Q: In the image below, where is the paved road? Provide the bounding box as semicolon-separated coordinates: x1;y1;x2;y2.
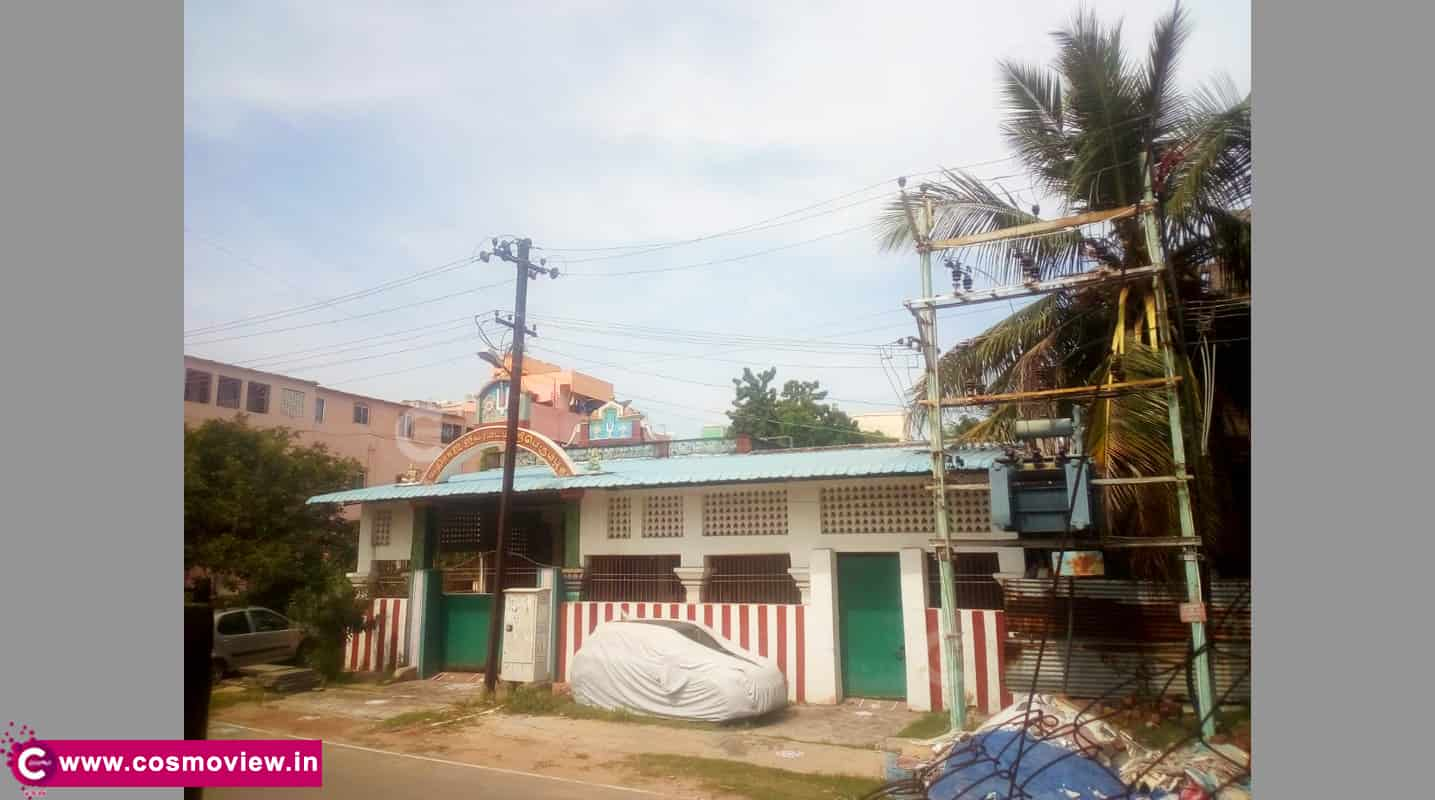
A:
209;724;662;800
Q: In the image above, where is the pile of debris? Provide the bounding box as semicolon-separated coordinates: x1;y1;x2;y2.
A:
911;694;1250;799
237;664;322;694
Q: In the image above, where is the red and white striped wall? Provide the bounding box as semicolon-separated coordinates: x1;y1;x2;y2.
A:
344;597;409;674
557;602;808;703
924;607;1011;714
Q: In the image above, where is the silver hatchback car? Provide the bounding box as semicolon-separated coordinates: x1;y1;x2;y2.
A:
211;606;308;679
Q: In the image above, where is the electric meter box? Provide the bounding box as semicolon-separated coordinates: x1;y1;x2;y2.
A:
499;587;552;683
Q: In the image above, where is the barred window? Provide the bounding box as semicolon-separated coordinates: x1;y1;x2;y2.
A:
372;509;392;547
441;422;463;444
353;403;369;425
606;496;632;539
926;552;1004;610
581;555;683;602
184;370;211;404
246;382;270;414
399;414;415;439
314;397;326;423
702;488;788;536
642;494;684;538
216;376;242;409
703;554;800;604
280;388;305;418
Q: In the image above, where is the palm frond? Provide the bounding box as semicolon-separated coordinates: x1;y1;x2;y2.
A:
1140;3;1193;138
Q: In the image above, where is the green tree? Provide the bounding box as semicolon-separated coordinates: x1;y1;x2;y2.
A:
185;416;369;675
876;4;1250;575
727;368;891;448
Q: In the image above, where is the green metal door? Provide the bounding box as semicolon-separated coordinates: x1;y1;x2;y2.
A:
440;594;494;671
837;553;907;699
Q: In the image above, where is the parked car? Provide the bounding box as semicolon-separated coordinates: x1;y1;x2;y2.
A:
211;606;309;679
570;618;787;723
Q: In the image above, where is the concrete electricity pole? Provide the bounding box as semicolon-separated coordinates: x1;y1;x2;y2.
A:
477;236;558;695
900;179;966;732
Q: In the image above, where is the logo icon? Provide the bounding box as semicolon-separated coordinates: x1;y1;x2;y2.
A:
3;723;50;798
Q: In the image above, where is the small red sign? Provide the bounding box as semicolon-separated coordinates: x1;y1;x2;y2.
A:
1179;602;1207;623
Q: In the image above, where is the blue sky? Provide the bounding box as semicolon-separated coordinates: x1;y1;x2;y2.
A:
184;0;1250;437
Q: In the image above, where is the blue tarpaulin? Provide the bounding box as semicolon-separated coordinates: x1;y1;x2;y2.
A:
925;729;1164;800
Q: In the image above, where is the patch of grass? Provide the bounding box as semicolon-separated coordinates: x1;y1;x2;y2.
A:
377;709;447;730
499;685;715;731
209;687;270;711
624;754;881;800
897;711;950;740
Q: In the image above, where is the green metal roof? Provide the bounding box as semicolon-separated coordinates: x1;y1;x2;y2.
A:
306;444;1004;505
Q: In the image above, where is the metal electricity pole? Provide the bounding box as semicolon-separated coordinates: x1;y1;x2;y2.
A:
478;236;558;694
900;179;966;732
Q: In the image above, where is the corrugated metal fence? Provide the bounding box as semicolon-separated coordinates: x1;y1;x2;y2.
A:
1002;579;1250;705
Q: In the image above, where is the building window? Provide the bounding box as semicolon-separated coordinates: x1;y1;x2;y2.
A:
606;496;632;539
184;369;211;404
926;552;1004;610
703;554;801;604
216;376;242;409
581;555;683;602
280;388;305;418
246;382;271;414
353;403;369;425
354;470;367;490
441;422;463;444
399;414;415;439
642;494;684;538
702;488;788;536
372;510;392;547
314;397;326;423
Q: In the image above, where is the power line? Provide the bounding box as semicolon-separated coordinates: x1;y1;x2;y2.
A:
557;222;871;278
528;342;906;410
536;157;1022;257
184;251;479;337
238;316;474;369
184;279;515;346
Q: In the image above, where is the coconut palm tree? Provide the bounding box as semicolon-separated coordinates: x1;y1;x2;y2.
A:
877;5;1250;577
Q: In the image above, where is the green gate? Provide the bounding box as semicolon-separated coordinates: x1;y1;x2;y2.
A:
837;553;907;699
439;594;495;671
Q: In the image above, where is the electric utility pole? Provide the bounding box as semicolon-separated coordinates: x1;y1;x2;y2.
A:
900;178;966;732
478;236;558;695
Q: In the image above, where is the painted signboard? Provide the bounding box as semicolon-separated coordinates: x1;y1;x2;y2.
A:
1051;550;1105;577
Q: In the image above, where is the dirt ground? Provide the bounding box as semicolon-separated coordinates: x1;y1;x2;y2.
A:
211;678;928;797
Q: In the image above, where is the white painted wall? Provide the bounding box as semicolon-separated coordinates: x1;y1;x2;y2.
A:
354;501;416;576
576;476;1023;582
899;548;932;711
807;548;840;704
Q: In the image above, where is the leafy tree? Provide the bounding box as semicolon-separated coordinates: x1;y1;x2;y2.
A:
185;416;369;676
945;414;984;439
876;5;1250;576
727;368;891;448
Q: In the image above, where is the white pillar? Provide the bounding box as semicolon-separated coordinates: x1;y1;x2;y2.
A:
806;548;841;704
787;567;812;604
673;566;706;604
900;548;933;711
